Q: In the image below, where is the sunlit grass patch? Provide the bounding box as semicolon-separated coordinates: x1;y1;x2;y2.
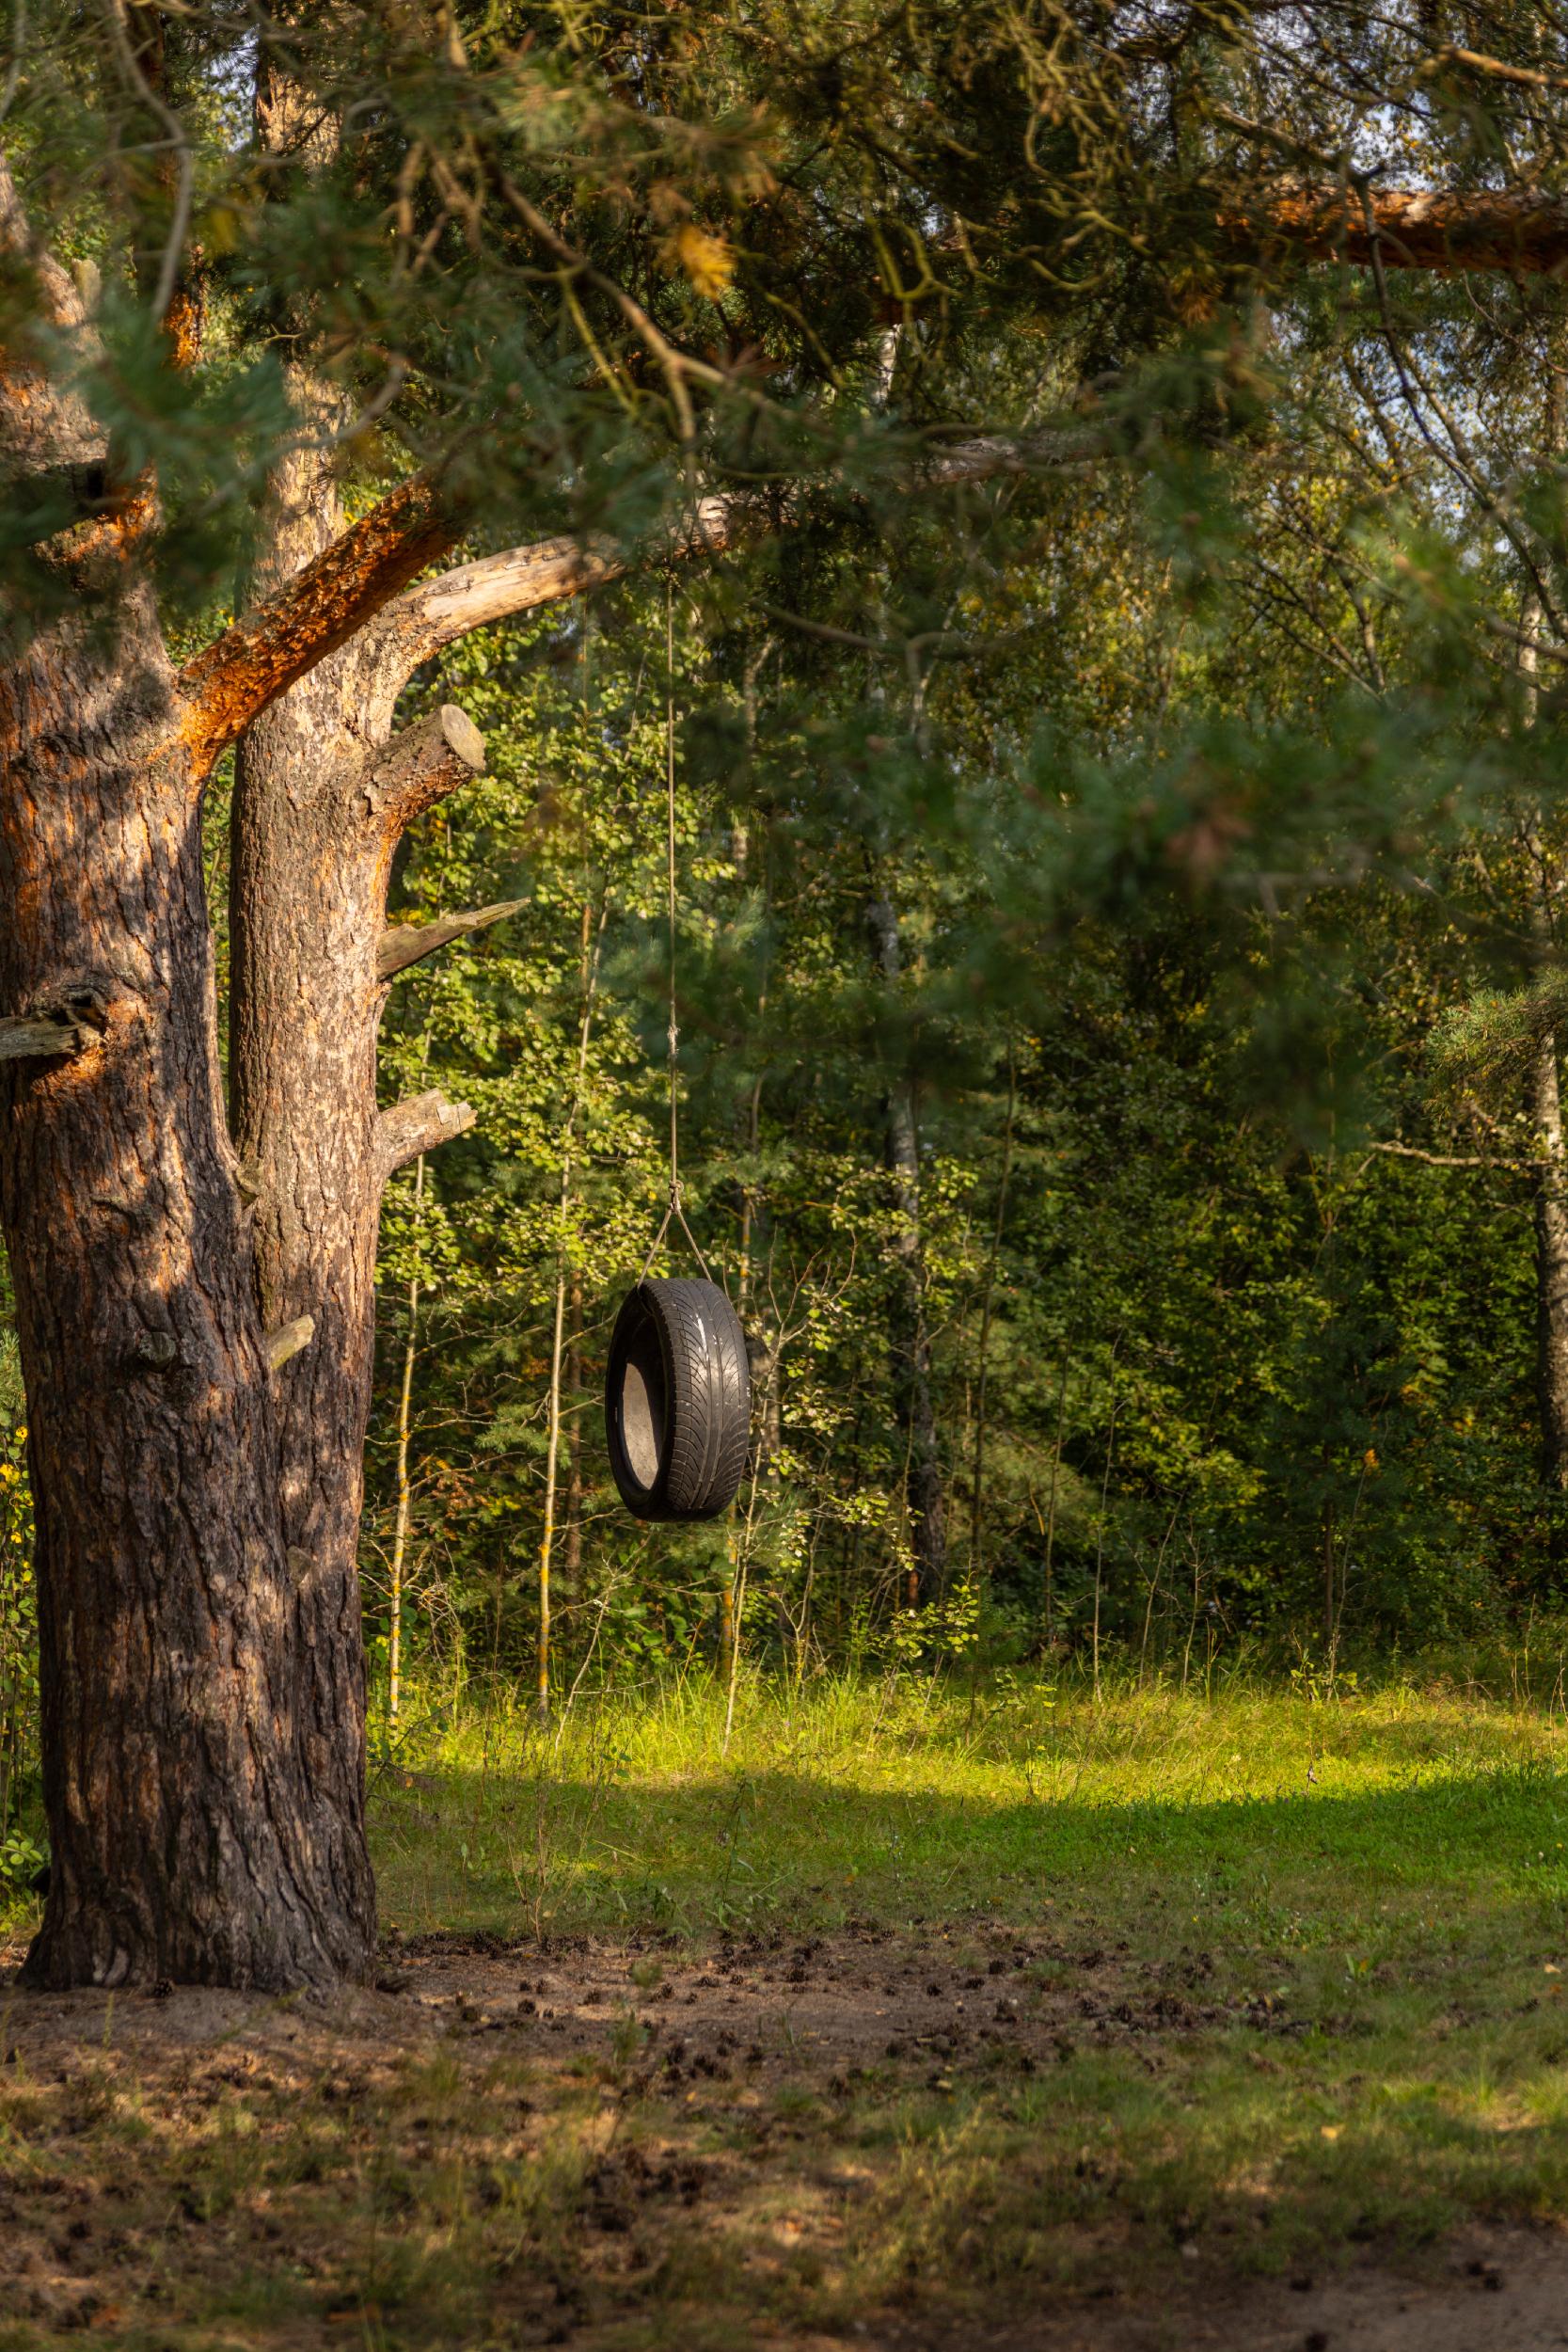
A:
371;1662;1568;1948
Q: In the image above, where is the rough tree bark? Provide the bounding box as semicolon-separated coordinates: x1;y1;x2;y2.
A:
0;138;493;1984
0;168;379;1987
229;377;385;1965
1220;182;1568;277
228;356;484;1968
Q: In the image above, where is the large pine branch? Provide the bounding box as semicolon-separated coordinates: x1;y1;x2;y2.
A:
169;179;1568;759
1225;182;1568;274
185;428;1100;752
176;473;462;774
368;427;1112;675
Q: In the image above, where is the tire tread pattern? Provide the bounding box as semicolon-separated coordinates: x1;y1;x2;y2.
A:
604;1277;750;1521
657;1279;750;1517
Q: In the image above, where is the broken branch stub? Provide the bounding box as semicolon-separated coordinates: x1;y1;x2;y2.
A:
0;1014;88;1062
364;705;485;835
175;471;462;778
263;1314;316;1373
375;1090;476;1180
377;898;527;982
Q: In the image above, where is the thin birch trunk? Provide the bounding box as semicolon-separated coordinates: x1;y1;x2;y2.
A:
1136;1500;1182;1686
1041;1332;1071;1642
536;898;606;1720
720;1534;736;1673
563;1278;583;1599
1528;995;1568;1491
1091;1338;1120;1704
537;1246;566;1720
969;1051;1017;1583
868;891;946;1601
722;1465;760;1759
386;1151;424;1724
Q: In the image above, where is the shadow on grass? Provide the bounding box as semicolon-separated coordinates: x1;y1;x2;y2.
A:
372;1754;1568;1950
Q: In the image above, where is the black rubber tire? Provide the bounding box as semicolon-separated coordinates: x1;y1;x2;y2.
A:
604;1278;750;1522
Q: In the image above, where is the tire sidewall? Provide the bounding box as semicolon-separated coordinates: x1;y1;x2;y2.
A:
605;1283;679;1520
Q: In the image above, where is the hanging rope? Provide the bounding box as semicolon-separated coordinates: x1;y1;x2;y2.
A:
641;582;713;1282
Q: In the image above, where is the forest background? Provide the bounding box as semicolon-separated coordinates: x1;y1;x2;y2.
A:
5;1;1568;1868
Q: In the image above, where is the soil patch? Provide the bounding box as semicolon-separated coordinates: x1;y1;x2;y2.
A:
0;1925;1560;2349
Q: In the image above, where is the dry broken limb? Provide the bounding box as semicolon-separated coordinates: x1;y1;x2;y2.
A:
1370;1140;1549;1170
175;433;1106;772
9;133;1568;1994
378;899;529;984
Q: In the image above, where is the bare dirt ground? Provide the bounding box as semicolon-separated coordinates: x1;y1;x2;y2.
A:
0;1926;1563;2349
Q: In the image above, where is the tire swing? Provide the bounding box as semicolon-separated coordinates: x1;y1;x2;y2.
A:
605;595;750;1523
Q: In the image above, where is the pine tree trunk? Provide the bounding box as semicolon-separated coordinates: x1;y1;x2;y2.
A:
228;577;480;1971
221;318;484;1961
1528;923;1568;1491
563;1278;583;1598
0;583;373;1986
866;893;945;1601
1522;533;1568;1496
229;436;380;1960
0;163;411;1983
0;184;484;1979
222;114;451;1921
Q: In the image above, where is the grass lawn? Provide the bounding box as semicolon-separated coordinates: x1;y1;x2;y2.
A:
5;1664;1568;2344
